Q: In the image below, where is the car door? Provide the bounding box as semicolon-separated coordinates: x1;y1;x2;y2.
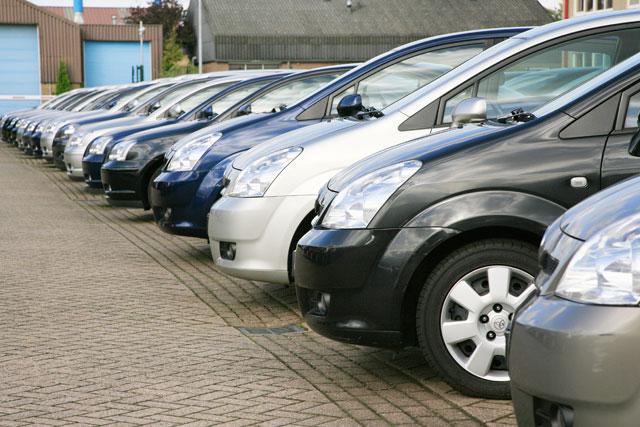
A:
601;85;640;187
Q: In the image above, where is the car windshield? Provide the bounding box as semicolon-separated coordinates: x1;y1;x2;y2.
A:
330;44;485;114
122;84;172;112
79;91;119;111
64;91;99;111
207;79;276;116
249;73;342;113
136;80;212;116
159;82;234;119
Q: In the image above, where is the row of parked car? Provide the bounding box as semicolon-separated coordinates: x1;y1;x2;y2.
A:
3;10;640;425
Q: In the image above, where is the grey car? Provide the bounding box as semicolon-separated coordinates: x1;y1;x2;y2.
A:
509;164;640;425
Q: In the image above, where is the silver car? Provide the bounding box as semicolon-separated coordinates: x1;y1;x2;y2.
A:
510;171;640;424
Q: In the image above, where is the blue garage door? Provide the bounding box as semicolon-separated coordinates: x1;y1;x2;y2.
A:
84;41;152;87
0;25;40;114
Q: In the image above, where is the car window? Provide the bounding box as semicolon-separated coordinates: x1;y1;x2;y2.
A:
442;86;474;123
122;85;171;112
330;85;356;115
250;74;342;113
163;83;233;119
207;80;276;116
625;92;640;129
136;80;208;115
356;44;485;111
444;29;640;121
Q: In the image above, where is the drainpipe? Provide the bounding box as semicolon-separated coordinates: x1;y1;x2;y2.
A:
74;0;84;24
563;0;569;19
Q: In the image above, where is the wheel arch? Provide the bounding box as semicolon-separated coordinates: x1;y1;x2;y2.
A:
138;155;167;209
398;191;566;343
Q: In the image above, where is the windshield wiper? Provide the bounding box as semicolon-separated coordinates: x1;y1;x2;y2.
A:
495;108;535;124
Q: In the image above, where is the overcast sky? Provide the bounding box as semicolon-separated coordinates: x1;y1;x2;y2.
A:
28;0;560;10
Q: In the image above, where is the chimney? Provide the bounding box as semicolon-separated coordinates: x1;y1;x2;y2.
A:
74;0;84;24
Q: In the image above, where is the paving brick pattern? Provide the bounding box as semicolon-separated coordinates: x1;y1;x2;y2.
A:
0;143;517;426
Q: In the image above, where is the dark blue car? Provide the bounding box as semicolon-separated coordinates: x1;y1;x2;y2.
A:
150;27;529;238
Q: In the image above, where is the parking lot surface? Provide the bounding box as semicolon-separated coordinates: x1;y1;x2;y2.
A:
0;143;516;426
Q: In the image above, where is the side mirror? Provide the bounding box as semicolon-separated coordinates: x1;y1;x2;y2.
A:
337;94;364;118
452;97;487;128
196;105;216;121
167;104;183;119
148;101;162;113
237;104;252;117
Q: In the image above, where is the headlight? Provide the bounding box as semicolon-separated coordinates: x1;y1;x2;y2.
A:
166;132;222;172
108;139;137;161
556;214;640;306
89;136;112;155
57;124;75;141
67;132;86;148
227;147;302;198
321;160;421;229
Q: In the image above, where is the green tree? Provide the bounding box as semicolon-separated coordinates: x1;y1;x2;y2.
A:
162;33;181;73
128;0;197;76
55;61;72;95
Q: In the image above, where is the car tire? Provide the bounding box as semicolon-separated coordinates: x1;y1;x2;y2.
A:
145;167;162;211
416;238;538;399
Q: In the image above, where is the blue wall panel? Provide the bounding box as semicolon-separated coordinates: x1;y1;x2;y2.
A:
84;41;152;87
0;25;40;114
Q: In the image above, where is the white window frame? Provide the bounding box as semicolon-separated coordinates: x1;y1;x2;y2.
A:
574;0;614;15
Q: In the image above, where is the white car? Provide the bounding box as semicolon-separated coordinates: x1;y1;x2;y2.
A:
208;10;640;284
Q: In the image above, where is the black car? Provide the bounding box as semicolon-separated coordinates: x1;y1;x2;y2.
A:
99;65;351;209
294;48;640;399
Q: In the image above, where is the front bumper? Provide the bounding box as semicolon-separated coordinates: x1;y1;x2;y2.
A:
294;225;459;348
101;163;144;208
151;169;222;239
41;132;55;160
510;295;640;426
64;148;85;179
208;194;317;284
82;154;105;188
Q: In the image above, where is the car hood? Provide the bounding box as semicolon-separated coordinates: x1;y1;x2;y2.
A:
76;115;146;135
560;175;640;241
125;120;202;143
327;123;506;192
232;118;363;170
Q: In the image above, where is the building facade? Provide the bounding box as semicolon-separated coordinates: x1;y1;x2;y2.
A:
191;0;553;71
0;0;162;112
565;0;639;18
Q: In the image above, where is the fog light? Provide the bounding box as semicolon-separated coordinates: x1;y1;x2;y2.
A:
311;292;330;316
220;242;236;260
163;208;172;221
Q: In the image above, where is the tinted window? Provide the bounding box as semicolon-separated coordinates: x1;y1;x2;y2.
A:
476;29;640;118
250;74;341;113
356;44;485;111
625;92;640;129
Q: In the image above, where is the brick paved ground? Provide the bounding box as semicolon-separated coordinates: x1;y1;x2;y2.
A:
0;143;516;426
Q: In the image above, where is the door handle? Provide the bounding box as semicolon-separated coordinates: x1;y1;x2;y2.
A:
570;177;588;188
